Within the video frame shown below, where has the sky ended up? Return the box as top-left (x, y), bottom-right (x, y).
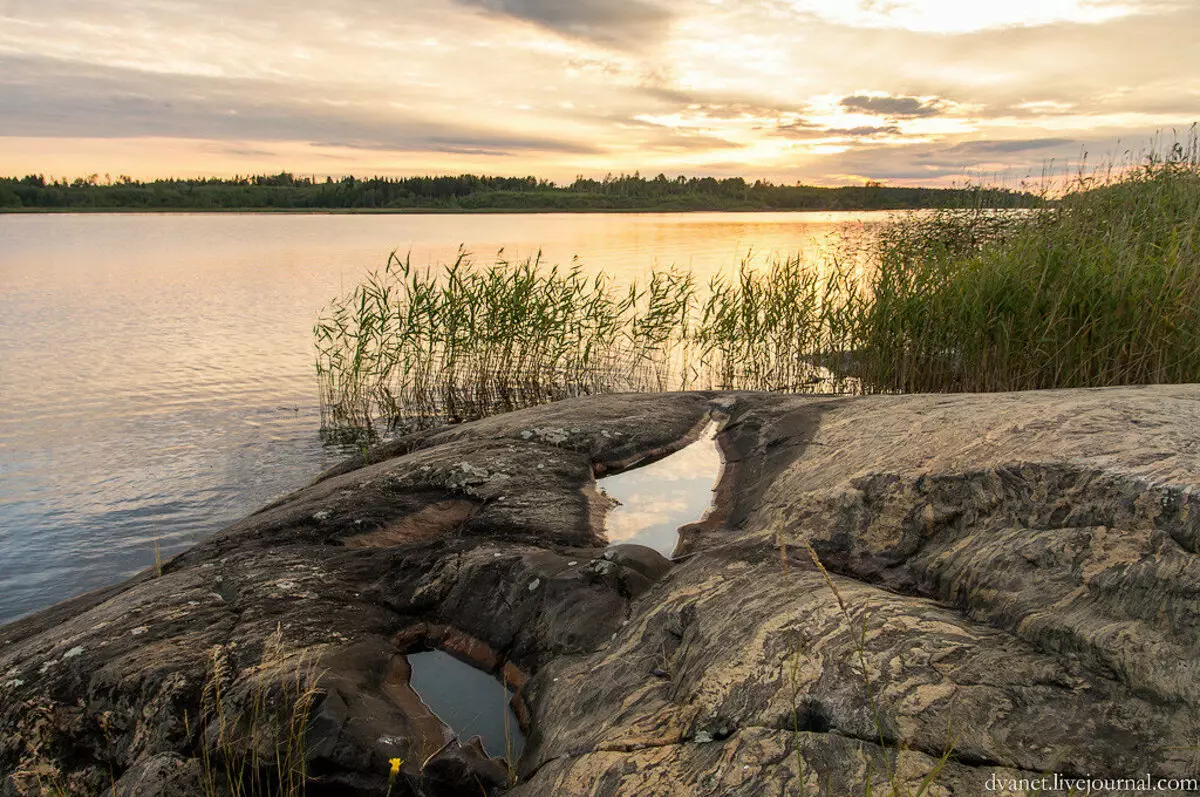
top-left (0, 0), bottom-right (1197, 185)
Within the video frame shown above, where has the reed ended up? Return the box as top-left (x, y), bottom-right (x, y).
top-left (195, 627), bottom-right (323, 797)
top-left (315, 132), bottom-right (1200, 436)
top-left (851, 133), bottom-right (1200, 393)
top-left (314, 252), bottom-right (858, 435)
top-left (314, 249), bottom-right (712, 436)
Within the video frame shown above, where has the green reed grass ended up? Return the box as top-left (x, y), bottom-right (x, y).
top-left (316, 132), bottom-right (1200, 436)
top-left (315, 251), bottom-right (859, 435)
top-left (317, 250), bottom-right (654, 433)
top-left (854, 134), bottom-right (1200, 393)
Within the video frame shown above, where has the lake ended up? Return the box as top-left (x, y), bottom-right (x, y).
top-left (0, 210), bottom-right (891, 624)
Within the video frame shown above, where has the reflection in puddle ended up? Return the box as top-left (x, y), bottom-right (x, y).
top-left (407, 651), bottom-right (525, 761)
top-left (598, 421), bottom-right (723, 557)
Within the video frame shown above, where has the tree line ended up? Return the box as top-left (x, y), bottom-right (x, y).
top-left (0, 172), bottom-right (1040, 211)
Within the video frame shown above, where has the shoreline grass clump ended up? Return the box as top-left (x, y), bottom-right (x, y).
top-left (195, 628), bottom-right (323, 797)
top-left (853, 135), bottom-right (1200, 392)
top-left (316, 133), bottom-right (1200, 437)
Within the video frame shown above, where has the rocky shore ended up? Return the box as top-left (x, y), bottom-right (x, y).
top-left (2, 388), bottom-right (1199, 796)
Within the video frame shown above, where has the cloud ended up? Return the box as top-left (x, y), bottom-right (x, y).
top-left (786, 0), bottom-right (1141, 34)
top-left (450, 0), bottom-right (674, 47)
top-left (638, 129), bottom-right (746, 152)
top-left (807, 136), bottom-right (1092, 183)
top-left (199, 143), bottom-right (278, 159)
top-left (1, 0), bottom-right (1197, 181)
top-left (832, 125), bottom-right (903, 137)
top-left (682, 102), bottom-right (810, 121)
top-left (775, 121), bottom-right (902, 139)
top-left (839, 94), bottom-right (943, 118)
top-left (0, 54), bottom-right (601, 157)
top-left (944, 138), bottom-right (1075, 155)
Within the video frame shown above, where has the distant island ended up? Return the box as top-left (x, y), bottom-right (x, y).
top-left (0, 172), bottom-right (1039, 212)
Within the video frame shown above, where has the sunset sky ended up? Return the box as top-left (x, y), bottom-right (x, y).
top-left (1, 0), bottom-right (1196, 185)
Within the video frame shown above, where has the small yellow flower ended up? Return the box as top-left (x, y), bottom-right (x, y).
top-left (385, 756), bottom-right (404, 796)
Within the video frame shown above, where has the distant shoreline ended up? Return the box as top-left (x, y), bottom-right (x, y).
top-left (0, 205), bottom-right (1016, 215)
top-left (0, 173), bottom-right (1042, 214)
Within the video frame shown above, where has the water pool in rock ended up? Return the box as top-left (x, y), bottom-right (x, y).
top-left (407, 650), bottom-right (525, 761)
top-left (598, 420), bottom-right (723, 557)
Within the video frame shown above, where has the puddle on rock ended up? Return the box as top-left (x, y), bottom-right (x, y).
top-left (407, 650), bottom-right (525, 761)
top-left (598, 420), bottom-right (723, 558)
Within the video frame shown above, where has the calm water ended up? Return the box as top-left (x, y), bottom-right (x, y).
top-left (408, 650), bottom-right (524, 760)
top-left (0, 211), bottom-right (889, 624)
top-left (600, 421), bottom-right (722, 558)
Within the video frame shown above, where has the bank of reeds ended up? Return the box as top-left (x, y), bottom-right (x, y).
top-left (855, 136), bottom-right (1200, 392)
top-left (315, 252), bottom-right (692, 434)
top-left (314, 251), bottom-right (860, 435)
top-left (315, 134), bottom-right (1200, 436)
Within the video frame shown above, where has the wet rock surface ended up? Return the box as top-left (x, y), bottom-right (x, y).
top-left (3, 388), bottom-right (1200, 796)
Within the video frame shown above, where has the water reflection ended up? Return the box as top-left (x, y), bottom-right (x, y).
top-left (599, 421), bottom-right (723, 557)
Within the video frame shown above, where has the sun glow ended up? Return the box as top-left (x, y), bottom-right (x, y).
top-left (785, 0), bottom-right (1137, 33)
top-left (0, 0), bottom-right (1192, 185)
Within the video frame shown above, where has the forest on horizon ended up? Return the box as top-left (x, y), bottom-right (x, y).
top-left (0, 171), bottom-right (1040, 212)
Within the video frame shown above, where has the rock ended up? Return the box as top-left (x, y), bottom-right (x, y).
top-left (421, 737), bottom-right (511, 796)
top-left (579, 545), bottom-right (673, 599)
top-left (516, 387), bottom-right (1200, 796)
top-left (111, 753), bottom-right (203, 797)
top-left (602, 545), bottom-right (673, 582)
top-left (2, 388), bottom-right (1200, 796)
